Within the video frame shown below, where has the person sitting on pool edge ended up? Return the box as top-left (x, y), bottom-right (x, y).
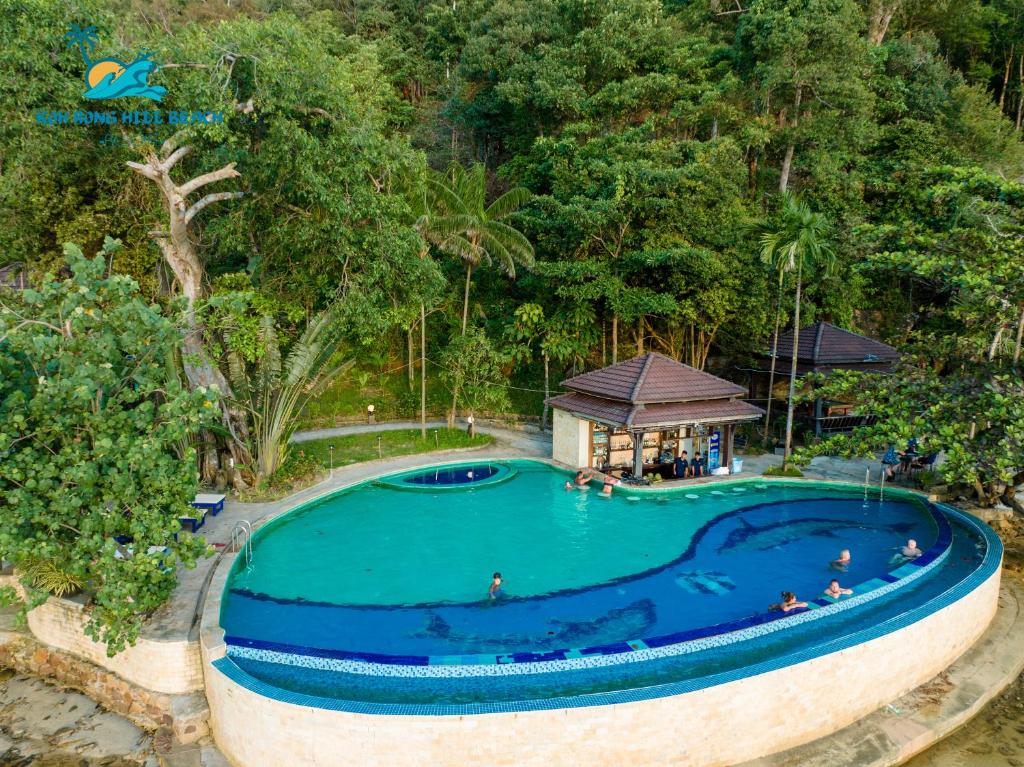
top-left (674, 451), bottom-right (690, 478)
top-left (770, 591), bottom-right (807, 612)
top-left (489, 572), bottom-right (504, 600)
top-left (691, 452), bottom-right (705, 477)
top-left (824, 579), bottom-right (853, 599)
top-left (831, 549), bottom-right (851, 571)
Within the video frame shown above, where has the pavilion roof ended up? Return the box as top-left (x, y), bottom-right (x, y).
top-left (547, 391), bottom-right (763, 430)
top-left (770, 322), bottom-right (898, 366)
top-left (559, 352), bottom-right (746, 404)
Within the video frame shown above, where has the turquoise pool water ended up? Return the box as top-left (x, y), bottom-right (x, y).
top-left (217, 460), bottom-right (996, 712)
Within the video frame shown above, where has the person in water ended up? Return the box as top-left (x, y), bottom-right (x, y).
top-left (770, 591), bottom-right (807, 612)
top-left (831, 549), bottom-right (851, 571)
top-left (574, 470), bottom-right (593, 486)
top-left (901, 539), bottom-right (922, 558)
top-left (489, 572), bottom-right (504, 599)
top-left (824, 579), bottom-right (853, 599)
top-left (601, 474), bottom-right (619, 496)
top-left (890, 538), bottom-right (923, 564)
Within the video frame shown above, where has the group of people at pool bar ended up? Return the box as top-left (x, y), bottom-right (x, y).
top-left (770, 539), bottom-right (923, 612)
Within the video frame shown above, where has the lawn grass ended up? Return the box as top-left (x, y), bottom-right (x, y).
top-left (296, 428), bottom-right (494, 468)
top-left (237, 428), bottom-right (495, 502)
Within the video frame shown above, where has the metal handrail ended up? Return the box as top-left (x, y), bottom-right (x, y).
top-left (229, 520), bottom-right (253, 571)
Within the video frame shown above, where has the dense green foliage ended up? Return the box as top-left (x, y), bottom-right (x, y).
top-left (0, 241), bottom-right (213, 652)
top-left (1, 0), bottom-right (1023, 511)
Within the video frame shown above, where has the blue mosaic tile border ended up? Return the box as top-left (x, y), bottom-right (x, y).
top-left (223, 502), bottom-right (952, 678)
top-left (214, 500), bottom-right (1000, 715)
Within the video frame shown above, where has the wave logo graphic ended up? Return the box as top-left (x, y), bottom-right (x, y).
top-left (65, 24), bottom-right (166, 102)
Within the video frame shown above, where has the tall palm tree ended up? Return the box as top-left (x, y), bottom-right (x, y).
top-left (760, 193), bottom-right (834, 468)
top-left (427, 163), bottom-right (535, 335)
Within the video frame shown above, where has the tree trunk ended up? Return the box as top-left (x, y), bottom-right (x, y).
top-left (988, 325), bottom-right (1005, 361)
top-left (1017, 55), bottom-right (1024, 131)
top-left (1000, 46), bottom-right (1014, 112)
top-left (1013, 306), bottom-right (1024, 367)
top-left (867, 0), bottom-right (900, 45)
top-left (612, 313), bottom-right (618, 364)
top-left (127, 143), bottom-right (250, 483)
top-left (764, 269), bottom-right (785, 446)
top-left (542, 352), bottom-right (550, 431)
top-left (461, 262), bottom-right (473, 335)
top-left (420, 302), bottom-right (427, 439)
top-left (636, 316), bottom-right (644, 354)
top-left (783, 260), bottom-right (803, 468)
top-left (407, 325), bottom-right (415, 390)
top-left (779, 85), bottom-right (803, 193)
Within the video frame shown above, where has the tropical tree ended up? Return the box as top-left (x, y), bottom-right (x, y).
top-left (760, 193), bottom-right (834, 466)
top-left (427, 162), bottom-right (535, 335)
top-left (225, 309), bottom-right (352, 480)
top-left (0, 241), bottom-right (214, 653)
top-left (425, 162), bottom-right (533, 424)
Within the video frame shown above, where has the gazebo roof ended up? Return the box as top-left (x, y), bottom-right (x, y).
top-left (560, 352), bottom-right (746, 404)
top-left (771, 322), bottom-right (898, 366)
top-left (546, 391), bottom-right (763, 429)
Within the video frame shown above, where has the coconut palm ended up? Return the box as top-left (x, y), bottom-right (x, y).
top-left (427, 163), bottom-right (535, 335)
top-left (760, 193), bottom-right (834, 468)
top-left (65, 24), bottom-right (98, 68)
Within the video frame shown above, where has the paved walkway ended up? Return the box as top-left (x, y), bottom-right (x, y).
top-left (144, 421), bottom-right (550, 641)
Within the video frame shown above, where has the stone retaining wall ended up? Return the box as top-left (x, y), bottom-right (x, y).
top-left (25, 597), bottom-right (202, 695)
top-left (0, 629), bottom-right (209, 743)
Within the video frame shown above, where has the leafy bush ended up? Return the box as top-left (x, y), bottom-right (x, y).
top-left (764, 465), bottom-right (805, 477)
top-left (19, 557), bottom-right (83, 598)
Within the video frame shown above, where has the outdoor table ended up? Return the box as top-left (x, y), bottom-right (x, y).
top-left (180, 493), bottom-right (226, 532)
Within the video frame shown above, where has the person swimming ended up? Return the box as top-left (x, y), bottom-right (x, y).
top-left (770, 591), bottom-right (808, 612)
top-left (574, 470), bottom-right (593, 486)
top-left (488, 572), bottom-right (504, 600)
top-left (824, 579), bottom-right (853, 599)
top-left (831, 549), bottom-right (851, 571)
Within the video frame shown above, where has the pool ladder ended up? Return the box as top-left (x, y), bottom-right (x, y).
top-left (229, 520), bottom-right (254, 572)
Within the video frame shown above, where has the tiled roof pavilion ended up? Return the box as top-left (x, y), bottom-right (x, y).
top-left (768, 321), bottom-right (898, 373)
top-left (548, 352), bottom-right (763, 430)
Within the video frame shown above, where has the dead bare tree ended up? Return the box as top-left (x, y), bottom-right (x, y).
top-left (127, 135), bottom-right (251, 486)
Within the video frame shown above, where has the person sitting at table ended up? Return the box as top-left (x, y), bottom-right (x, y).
top-left (691, 452), bottom-right (705, 477)
top-left (674, 451), bottom-right (690, 479)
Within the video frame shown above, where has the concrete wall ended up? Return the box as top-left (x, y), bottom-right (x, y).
top-left (26, 597), bottom-right (202, 695)
top-left (551, 409), bottom-right (589, 468)
top-left (203, 566), bottom-right (1001, 767)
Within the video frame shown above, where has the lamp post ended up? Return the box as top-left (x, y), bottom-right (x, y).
top-left (367, 403), bottom-right (376, 424)
top-left (328, 445), bottom-right (335, 476)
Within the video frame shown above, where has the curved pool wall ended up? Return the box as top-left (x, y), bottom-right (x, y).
top-left (200, 460), bottom-right (1003, 767)
top-left (374, 461), bottom-right (517, 491)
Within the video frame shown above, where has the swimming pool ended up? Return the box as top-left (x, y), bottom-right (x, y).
top-left (215, 460), bottom-right (993, 708)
